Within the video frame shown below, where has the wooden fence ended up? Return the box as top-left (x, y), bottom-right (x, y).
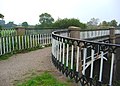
top-left (0, 33), bottom-right (52, 56)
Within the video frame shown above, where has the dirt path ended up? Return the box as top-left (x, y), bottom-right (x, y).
top-left (0, 47), bottom-right (77, 86)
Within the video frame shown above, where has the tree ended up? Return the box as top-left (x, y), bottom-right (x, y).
top-left (87, 18), bottom-right (99, 26)
top-left (0, 13), bottom-right (4, 19)
top-left (39, 13), bottom-right (54, 27)
top-left (22, 22), bottom-right (28, 27)
top-left (118, 24), bottom-right (120, 27)
top-left (0, 13), bottom-right (4, 36)
top-left (53, 18), bottom-right (86, 29)
top-left (101, 21), bottom-right (109, 26)
top-left (5, 22), bottom-right (16, 28)
top-left (87, 18), bottom-right (99, 29)
top-left (109, 19), bottom-right (117, 27)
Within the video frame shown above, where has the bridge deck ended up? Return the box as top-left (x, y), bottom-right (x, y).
top-left (0, 47), bottom-right (76, 86)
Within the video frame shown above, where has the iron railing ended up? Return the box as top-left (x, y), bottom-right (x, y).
top-left (51, 29), bottom-right (120, 86)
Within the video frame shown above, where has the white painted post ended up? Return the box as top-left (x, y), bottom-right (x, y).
top-left (33, 35), bottom-right (35, 47)
top-left (62, 42), bottom-right (65, 64)
top-left (93, 31), bottom-right (95, 37)
top-left (76, 46), bottom-right (80, 72)
top-left (27, 35), bottom-right (30, 48)
top-left (6, 37), bottom-right (9, 52)
top-left (24, 35), bottom-right (27, 49)
top-left (85, 32), bottom-right (87, 38)
top-left (52, 38), bottom-right (54, 56)
top-left (9, 36), bottom-right (11, 52)
top-left (83, 48), bottom-right (87, 75)
top-left (0, 37), bottom-right (2, 55)
top-left (66, 44), bottom-right (69, 67)
top-left (48, 34), bottom-right (49, 44)
top-left (90, 49), bottom-right (94, 78)
top-left (35, 35), bottom-right (37, 46)
top-left (3, 37), bottom-right (5, 54)
top-left (99, 51), bottom-right (104, 82)
top-left (30, 35), bottom-right (32, 48)
top-left (42, 34), bottom-right (44, 45)
top-left (71, 45), bottom-right (74, 69)
top-left (109, 53), bottom-right (115, 86)
top-left (15, 36), bottom-right (18, 50)
top-left (59, 41), bottom-right (62, 62)
top-left (57, 40), bottom-right (59, 61)
top-left (48, 34), bottom-right (50, 44)
top-left (55, 39), bottom-right (57, 58)
top-left (97, 31), bottom-right (98, 37)
top-left (18, 36), bottom-right (21, 50)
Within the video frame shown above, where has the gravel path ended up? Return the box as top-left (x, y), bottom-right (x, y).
top-left (0, 47), bottom-right (58, 86)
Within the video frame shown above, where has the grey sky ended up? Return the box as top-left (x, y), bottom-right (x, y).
top-left (0, 0), bottom-right (120, 25)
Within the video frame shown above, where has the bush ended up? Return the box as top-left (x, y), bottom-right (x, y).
top-left (53, 18), bottom-right (86, 29)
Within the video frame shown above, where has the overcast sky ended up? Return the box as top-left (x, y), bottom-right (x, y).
top-left (0, 0), bottom-right (120, 25)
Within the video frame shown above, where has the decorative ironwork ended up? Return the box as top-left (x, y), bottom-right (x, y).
top-left (51, 30), bottom-right (120, 86)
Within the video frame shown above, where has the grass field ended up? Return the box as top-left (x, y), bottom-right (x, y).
top-left (16, 72), bottom-right (69, 86)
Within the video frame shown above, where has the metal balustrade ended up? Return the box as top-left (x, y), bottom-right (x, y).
top-left (51, 29), bottom-right (120, 86)
top-left (80, 30), bottom-right (110, 39)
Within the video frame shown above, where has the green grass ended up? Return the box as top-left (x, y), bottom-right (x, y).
top-left (0, 44), bottom-right (51, 61)
top-left (0, 52), bottom-right (13, 60)
top-left (16, 72), bottom-right (68, 86)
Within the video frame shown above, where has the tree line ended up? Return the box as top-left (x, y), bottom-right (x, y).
top-left (86, 18), bottom-right (119, 29)
top-left (36, 13), bottom-right (120, 29)
top-left (1, 13), bottom-right (120, 29)
top-left (35, 13), bottom-right (86, 29)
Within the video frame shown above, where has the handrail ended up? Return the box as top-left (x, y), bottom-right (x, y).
top-left (52, 31), bottom-right (120, 47)
top-left (51, 29), bottom-right (120, 86)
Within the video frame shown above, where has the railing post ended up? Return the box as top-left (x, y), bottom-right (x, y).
top-left (68, 26), bottom-right (83, 75)
top-left (15, 27), bottom-right (25, 36)
top-left (68, 26), bottom-right (80, 39)
top-left (109, 27), bottom-right (116, 84)
top-left (109, 27), bottom-right (115, 44)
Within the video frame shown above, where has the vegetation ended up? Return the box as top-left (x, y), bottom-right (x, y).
top-left (100, 19), bottom-right (118, 28)
top-left (87, 18), bottom-right (99, 26)
top-left (53, 18), bottom-right (86, 29)
top-left (22, 22), bottom-right (29, 27)
top-left (0, 44), bottom-right (51, 61)
top-left (0, 13), bottom-right (4, 36)
top-left (86, 18), bottom-right (119, 29)
top-left (0, 13), bottom-right (4, 19)
top-left (16, 72), bottom-right (69, 86)
top-left (118, 24), bottom-right (120, 27)
top-left (0, 25), bottom-right (2, 36)
top-left (35, 13), bottom-right (86, 29)
top-left (86, 18), bottom-right (99, 29)
top-left (39, 13), bottom-right (54, 28)
top-left (114, 80), bottom-right (120, 86)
